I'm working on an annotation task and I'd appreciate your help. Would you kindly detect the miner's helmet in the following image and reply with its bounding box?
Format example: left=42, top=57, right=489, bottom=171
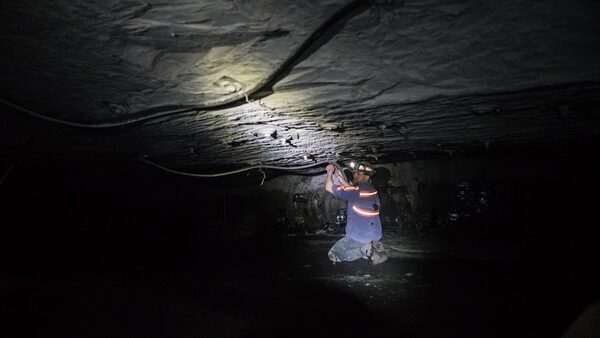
left=346, top=160, right=375, bottom=175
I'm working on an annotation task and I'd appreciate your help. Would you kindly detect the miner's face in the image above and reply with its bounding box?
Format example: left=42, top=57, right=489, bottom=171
left=352, top=171, right=370, bottom=185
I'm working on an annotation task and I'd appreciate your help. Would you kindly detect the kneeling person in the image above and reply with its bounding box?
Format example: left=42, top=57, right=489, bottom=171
left=324, top=161, right=387, bottom=265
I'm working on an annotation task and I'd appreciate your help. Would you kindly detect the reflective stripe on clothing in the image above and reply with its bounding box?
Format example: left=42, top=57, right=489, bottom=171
left=336, top=186, right=359, bottom=191
left=359, top=190, right=377, bottom=197
left=352, top=205, right=380, bottom=217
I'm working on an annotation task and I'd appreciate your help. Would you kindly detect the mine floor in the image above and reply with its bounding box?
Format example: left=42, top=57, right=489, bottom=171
left=3, top=230, right=598, bottom=338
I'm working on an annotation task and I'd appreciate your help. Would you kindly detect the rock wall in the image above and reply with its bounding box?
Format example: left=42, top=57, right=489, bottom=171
left=1, top=147, right=597, bottom=248
left=222, top=148, right=598, bottom=241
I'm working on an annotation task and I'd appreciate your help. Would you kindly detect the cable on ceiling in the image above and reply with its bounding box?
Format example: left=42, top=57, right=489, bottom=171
left=140, top=156, right=332, bottom=178
left=0, top=98, right=197, bottom=128
left=0, top=0, right=370, bottom=128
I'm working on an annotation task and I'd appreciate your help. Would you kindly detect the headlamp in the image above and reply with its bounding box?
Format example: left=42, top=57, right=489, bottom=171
left=346, top=160, right=375, bottom=174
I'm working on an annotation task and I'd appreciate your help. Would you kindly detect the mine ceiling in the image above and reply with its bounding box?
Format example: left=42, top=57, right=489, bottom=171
left=1, top=0, right=600, bottom=172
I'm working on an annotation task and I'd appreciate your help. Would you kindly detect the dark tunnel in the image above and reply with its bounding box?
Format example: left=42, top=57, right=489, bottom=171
left=2, top=1, right=600, bottom=337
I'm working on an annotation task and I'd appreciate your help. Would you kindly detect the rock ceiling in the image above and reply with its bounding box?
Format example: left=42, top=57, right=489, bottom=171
left=1, top=0, right=600, bottom=172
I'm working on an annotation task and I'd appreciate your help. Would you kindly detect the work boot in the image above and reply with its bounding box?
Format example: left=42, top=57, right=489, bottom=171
left=370, top=240, right=388, bottom=265
left=361, top=242, right=373, bottom=260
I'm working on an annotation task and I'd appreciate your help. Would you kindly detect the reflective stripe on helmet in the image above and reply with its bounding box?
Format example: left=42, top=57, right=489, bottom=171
left=352, top=205, right=380, bottom=217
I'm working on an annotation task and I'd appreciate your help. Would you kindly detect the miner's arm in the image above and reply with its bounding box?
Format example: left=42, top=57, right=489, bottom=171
left=333, top=163, right=351, bottom=187
left=325, top=164, right=335, bottom=194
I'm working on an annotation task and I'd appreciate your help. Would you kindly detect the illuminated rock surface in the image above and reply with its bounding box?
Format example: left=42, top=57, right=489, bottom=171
left=1, top=0, right=600, bottom=168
